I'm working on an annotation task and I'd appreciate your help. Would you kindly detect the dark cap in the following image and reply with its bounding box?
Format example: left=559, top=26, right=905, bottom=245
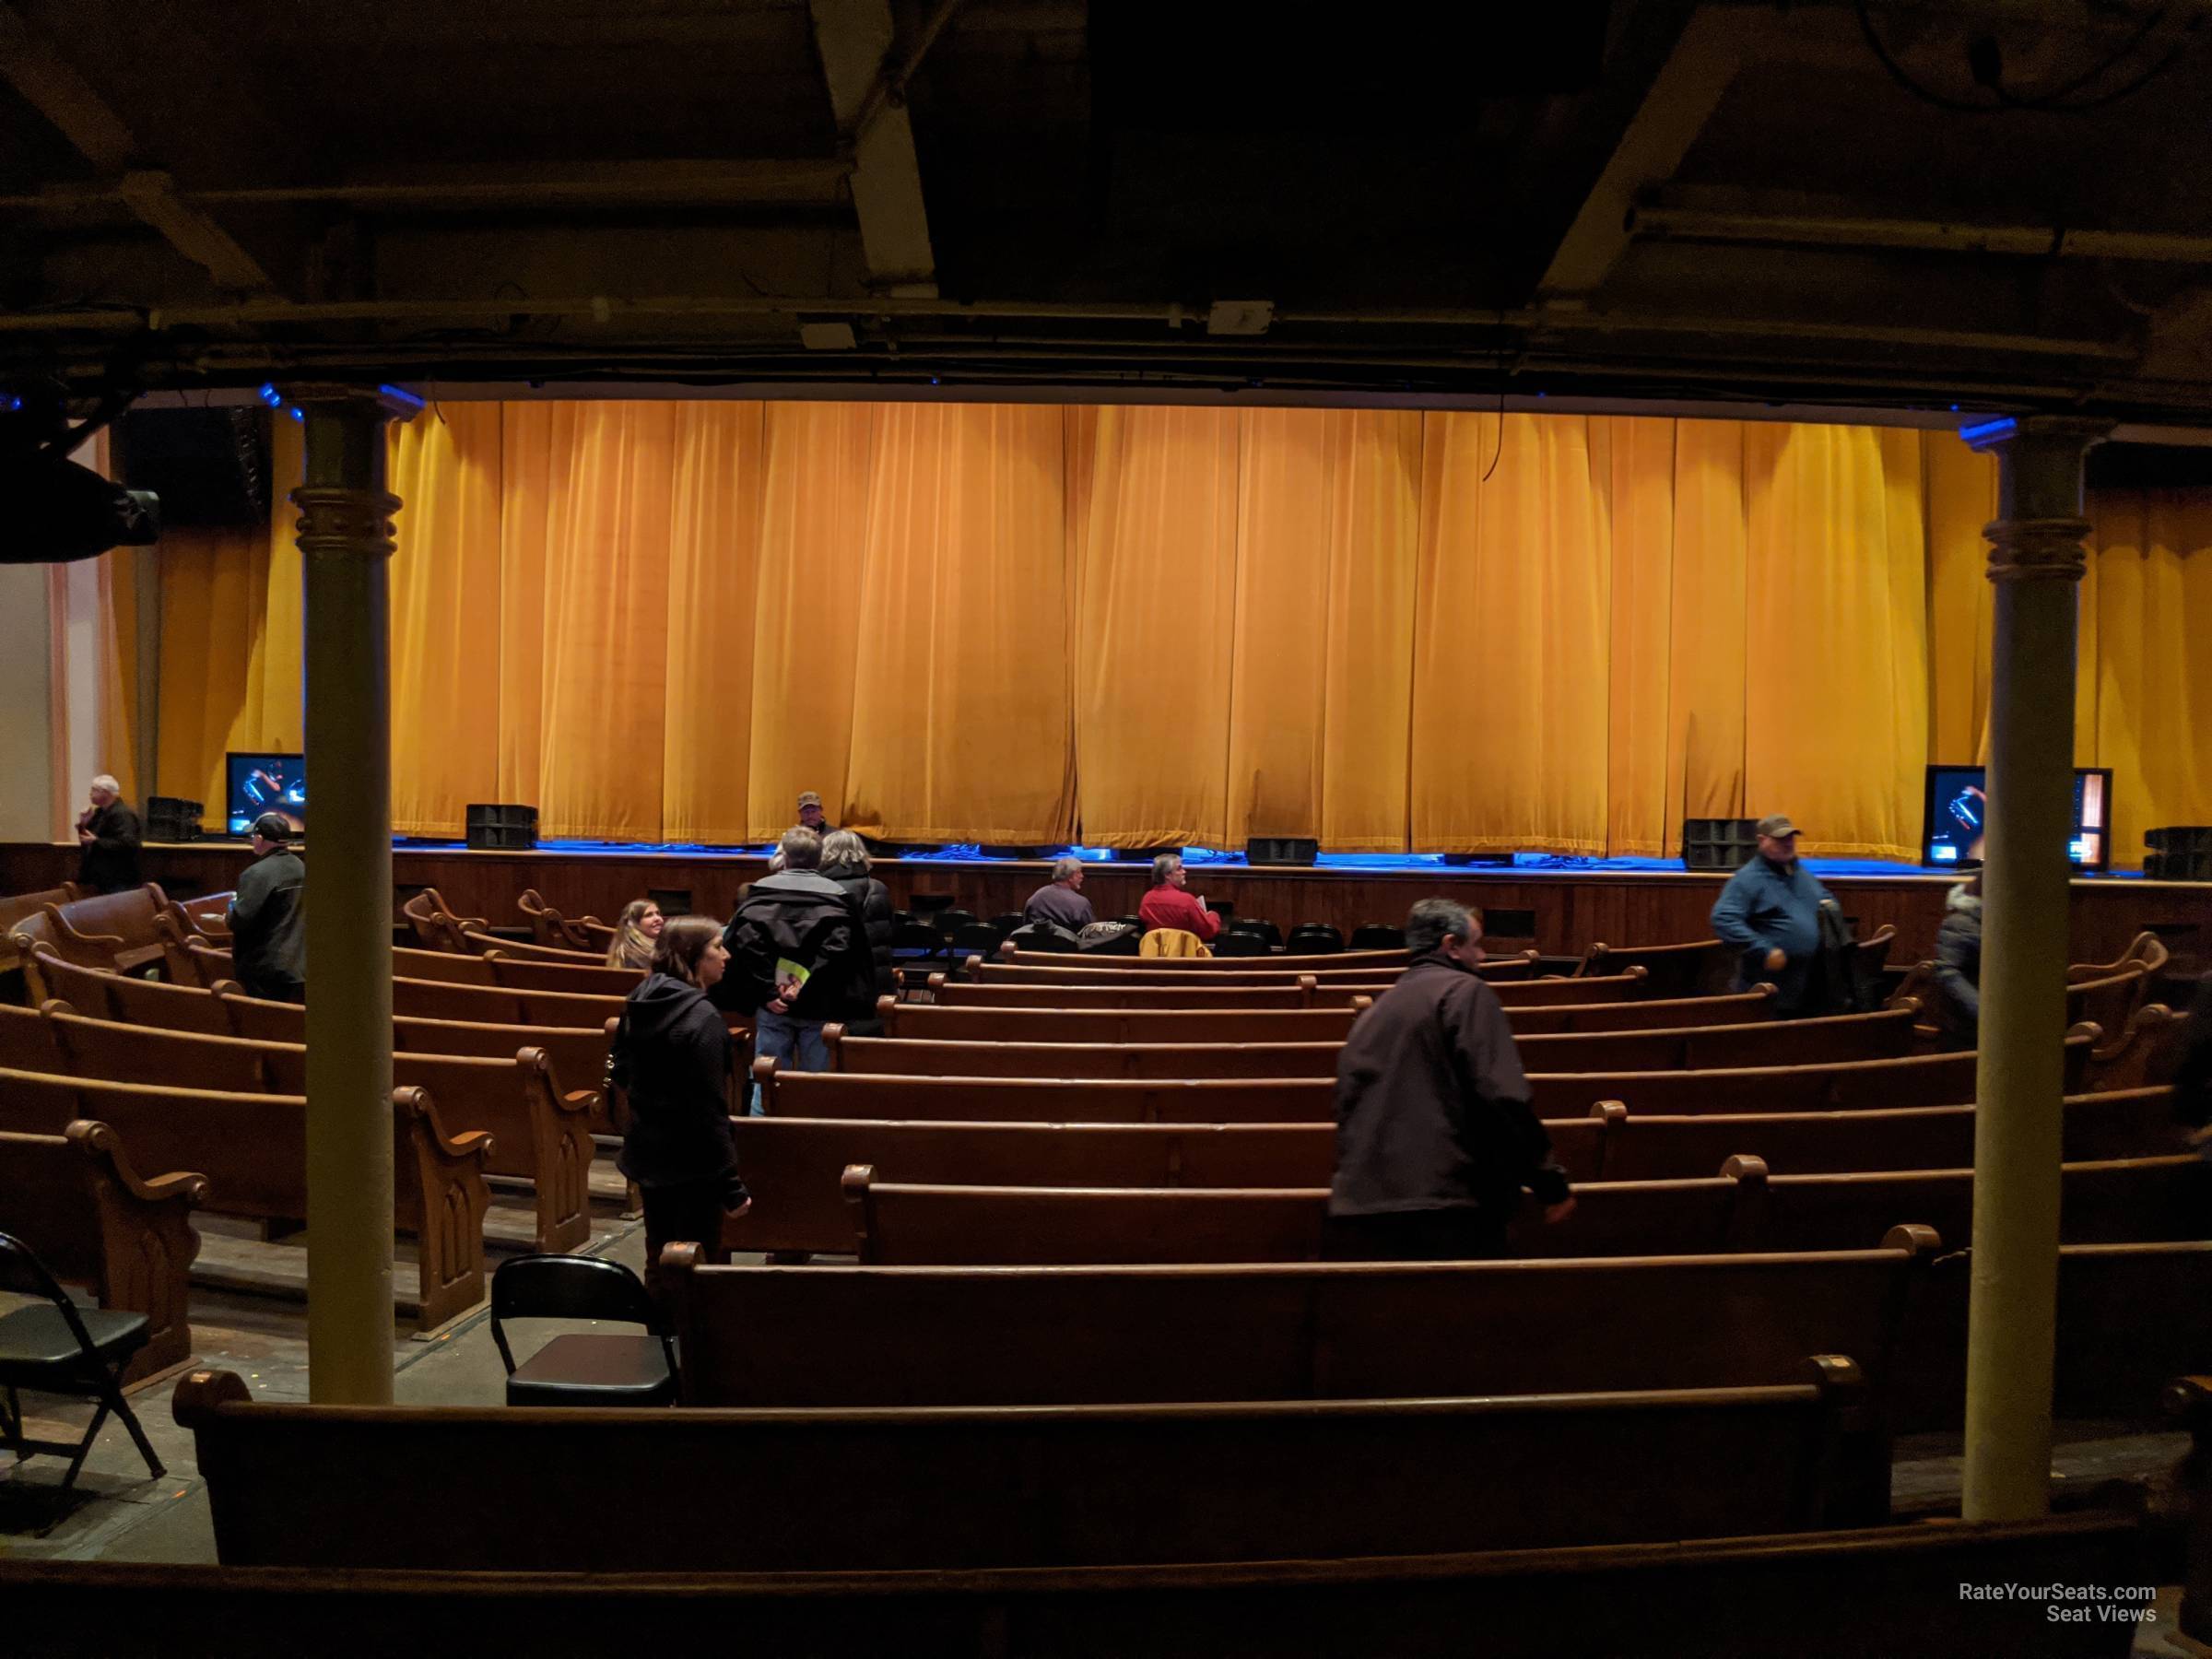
left=796, top=791, right=823, bottom=810
left=251, top=813, right=291, bottom=843
left=1756, top=814, right=1801, bottom=840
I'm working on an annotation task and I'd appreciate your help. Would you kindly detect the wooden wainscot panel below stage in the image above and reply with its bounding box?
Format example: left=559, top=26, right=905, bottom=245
left=2, top=842, right=2205, bottom=970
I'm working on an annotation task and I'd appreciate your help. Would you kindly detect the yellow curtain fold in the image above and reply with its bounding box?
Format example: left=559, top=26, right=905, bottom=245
left=1227, top=409, right=1335, bottom=846
left=746, top=403, right=877, bottom=840
left=1412, top=412, right=1611, bottom=853
left=95, top=548, right=142, bottom=805
left=1596, top=416, right=1677, bottom=856
left=1741, top=424, right=1927, bottom=861
left=389, top=406, right=505, bottom=837
left=845, top=403, right=1075, bottom=843
left=662, top=403, right=768, bottom=844
left=1319, top=409, right=1424, bottom=853
left=1074, top=406, right=1241, bottom=847
left=2084, top=490, right=2212, bottom=861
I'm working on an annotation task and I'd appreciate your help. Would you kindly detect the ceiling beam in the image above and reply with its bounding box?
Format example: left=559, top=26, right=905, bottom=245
left=809, top=0, right=940, bottom=297
left=1630, top=202, right=2212, bottom=265
left=0, top=5, right=273, bottom=293
left=1535, top=5, right=1743, bottom=302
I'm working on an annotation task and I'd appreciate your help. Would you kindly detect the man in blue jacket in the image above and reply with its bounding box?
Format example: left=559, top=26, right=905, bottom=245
left=1710, top=814, right=1834, bottom=1016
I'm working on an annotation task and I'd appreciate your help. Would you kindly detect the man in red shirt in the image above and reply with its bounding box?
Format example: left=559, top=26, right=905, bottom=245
left=1135, top=853, right=1221, bottom=941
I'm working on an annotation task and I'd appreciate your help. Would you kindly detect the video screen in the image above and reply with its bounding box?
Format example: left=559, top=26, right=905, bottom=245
left=1924, top=765, right=2112, bottom=873
left=227, top=752, right=305, bottom=836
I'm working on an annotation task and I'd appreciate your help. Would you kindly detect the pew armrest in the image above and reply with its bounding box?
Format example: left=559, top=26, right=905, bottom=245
left=68, top=1118, right=204, bottom=1382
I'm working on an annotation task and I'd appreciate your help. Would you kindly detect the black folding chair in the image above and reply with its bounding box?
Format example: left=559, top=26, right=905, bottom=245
left=948, top=923, right=1004, bottom=960
left=935, top=908, right=980, bottom=938
left=1349, top=924, right=1405, bottom=951
left=490, top=1254, right=678, bottom=1408
left=0, top=1230, right=164, bottom=1492
left=1286, top=924, right=1345, bottom=955
left=1227, top=918, right=1283, bottom=950
left=1211, top=931, right=1272, bottom=958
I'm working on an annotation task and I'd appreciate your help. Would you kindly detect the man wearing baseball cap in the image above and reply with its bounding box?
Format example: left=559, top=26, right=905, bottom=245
left=793, top=791, right=832, bottom=834
left=1708, top=814, right=1836, bottom=1016
left=228, top=812, right=306, bottom=1003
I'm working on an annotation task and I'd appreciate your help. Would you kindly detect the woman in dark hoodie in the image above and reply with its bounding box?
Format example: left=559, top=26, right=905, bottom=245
left=609, top=915, right=751, bottom=1303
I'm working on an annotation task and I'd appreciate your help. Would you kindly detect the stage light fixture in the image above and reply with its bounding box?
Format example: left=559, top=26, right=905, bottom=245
left=1, top=390, right=160, bottom=564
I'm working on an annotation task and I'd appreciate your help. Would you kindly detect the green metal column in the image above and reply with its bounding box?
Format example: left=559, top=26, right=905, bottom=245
left=288, top=386, right=418, bottom=1405
left=1959, top=415, right=2109, bottom=1520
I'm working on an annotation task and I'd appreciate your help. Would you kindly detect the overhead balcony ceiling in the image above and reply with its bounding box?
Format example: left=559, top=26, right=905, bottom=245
left=2, top=0, right=2210, bottom=423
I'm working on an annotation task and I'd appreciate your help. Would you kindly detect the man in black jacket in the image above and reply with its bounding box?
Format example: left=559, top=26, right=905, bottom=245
left=229, top=814, right=305, bottom=1002
left=1328, top=898, right=1575, bottom=1260
left=75, top=774, right=143, bottom=894
left=719, top=828, right=872, bottom=1104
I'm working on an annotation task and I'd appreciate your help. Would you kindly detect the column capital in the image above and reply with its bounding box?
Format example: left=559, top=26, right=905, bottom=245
left=1983, top=515, right=2091, bottom=583
left=292, top=486, right=400, bottom=561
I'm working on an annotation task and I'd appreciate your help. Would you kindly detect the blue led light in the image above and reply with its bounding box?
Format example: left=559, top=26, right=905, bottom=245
left=289, top=406, right=305, bottom=422
left=1, top=394, right=19, bottom=413
left=1959, top=416, right=2018, bottom=445
left=258, top=383, right=282, bottom=407
left=378, top=382, right=426, bottom=411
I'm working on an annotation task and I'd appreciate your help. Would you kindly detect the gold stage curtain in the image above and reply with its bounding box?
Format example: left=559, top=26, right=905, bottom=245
left=389, top=405, right=505, bottom=837
left=2083, top=490, right=2212, bottom=860
left=662, top=403, right=767, bottom=844
left=1074, top=406, right=1241, bottom=847
left=134, top=404, right=2212, bottom=865
left=1412, top=413, right=1612, bottom=853
left=1743, top=423, right=1930, bottom=861
left=745, top=402, right=875, bottom=841
left=845, top=403, right=1075, bottom=843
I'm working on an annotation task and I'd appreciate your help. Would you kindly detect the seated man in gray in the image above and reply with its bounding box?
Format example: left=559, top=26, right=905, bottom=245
left=1022, top=856, right=1096, bottom=932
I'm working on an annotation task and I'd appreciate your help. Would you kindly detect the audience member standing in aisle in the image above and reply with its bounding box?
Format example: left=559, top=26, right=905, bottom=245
left=75, top=773, right=143, bottom=894
left=1709, top=814, right=1836, bottom=1015
left=229, top=814, right=306, bottom=1003
left=1327, top=899, right=1573, bottom=1260
left=611, top=915, right=750, bottom=1307
left=720, top=828, right=873, bottom=1103
left=819, top=830, right=894, bottom=1011
left=1136, top=853, right=1220, bottom=943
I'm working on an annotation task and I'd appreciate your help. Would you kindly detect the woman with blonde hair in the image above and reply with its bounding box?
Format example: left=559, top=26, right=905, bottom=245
left=606, top=899, right=665, bottom=971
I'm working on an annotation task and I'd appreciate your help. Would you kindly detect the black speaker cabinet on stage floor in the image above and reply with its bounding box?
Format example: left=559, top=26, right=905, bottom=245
left=1246, top=837, right=1317, bottom=866
left=465, top=804, right=538, bottom=852
left=2146, top=827, right=2212, bottom=882
left=1682, top=818, right=1759, bottom=872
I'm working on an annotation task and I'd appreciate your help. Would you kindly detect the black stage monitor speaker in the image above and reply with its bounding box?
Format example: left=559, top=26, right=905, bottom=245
left=1246, top=836, right=1317, bottom=866
left=2146, top=827, right=2212, bottom=882
left=1442, top=853, right=1512, bottom=866
left=145, top=795, right=202, bottom=842
left=1682, top=818, right=1759, bottom=872
left=465, top=803, right=537, bottom=851
left=113, top=406, right=270, bottom=526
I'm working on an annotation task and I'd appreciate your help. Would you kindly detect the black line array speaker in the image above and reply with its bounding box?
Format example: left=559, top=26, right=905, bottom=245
left=145, top=795, right=202, bottom=842
left=465, top=804, right=538, bottom=851
left=114, top=407, right=270, bottom=526
left=1682, top=818, right=1759, bottom=872
left=2146, top=827, right=2212, bottom=882
left=1246, top=837, right=1317, bottom=866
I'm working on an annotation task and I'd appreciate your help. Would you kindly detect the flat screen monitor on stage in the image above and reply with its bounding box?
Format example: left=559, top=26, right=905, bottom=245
left=1923, top=765, right=2112, bottom=873
left=226, top=752, right=305, bottom=836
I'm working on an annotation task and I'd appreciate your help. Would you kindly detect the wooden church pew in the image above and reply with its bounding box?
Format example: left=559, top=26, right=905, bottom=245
left=840, top=1155, right=2210, bottom=1267
left=0, top=1068, right=492, bottom=1332
left=5, top=1004, right=591, bottom=1254
left=172, top=1359, right=1871, bottom=1568
left=0, top=1120, right=204, bottom=1383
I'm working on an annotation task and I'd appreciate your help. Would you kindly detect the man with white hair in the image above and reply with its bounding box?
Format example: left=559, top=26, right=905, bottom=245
left=75, top=773, right=142, bottom=894
left=1022, top=856, right=1096, bottom=932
